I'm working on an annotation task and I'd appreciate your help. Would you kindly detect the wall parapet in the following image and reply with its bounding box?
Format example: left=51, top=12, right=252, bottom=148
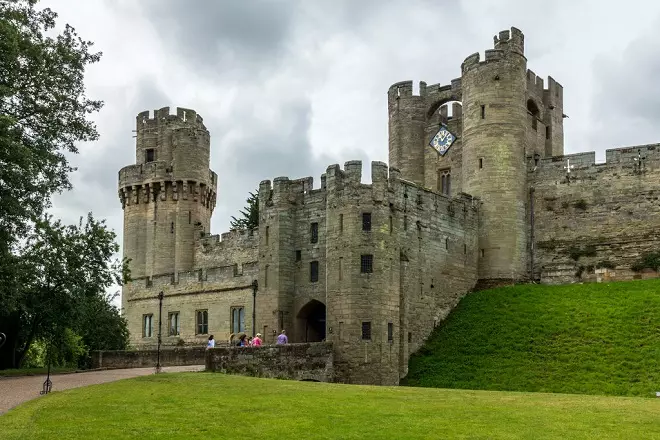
left=205, top=342, right=334, bottom=383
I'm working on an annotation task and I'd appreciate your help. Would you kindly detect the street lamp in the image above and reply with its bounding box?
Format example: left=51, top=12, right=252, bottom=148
left=251, top=280, right=258, bottom=337
left=156, top=291, right=164, bottom=373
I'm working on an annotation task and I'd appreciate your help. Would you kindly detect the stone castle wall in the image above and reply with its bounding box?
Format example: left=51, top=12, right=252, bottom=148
left=256, top=161, right=479, bottom=385
left=531, top=144, right=660, bottom=283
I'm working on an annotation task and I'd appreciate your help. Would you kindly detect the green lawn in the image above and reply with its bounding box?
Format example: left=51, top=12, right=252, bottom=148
left=2, top=373, right=660, bottom=439
left=405, top=279, right=660, bottom=397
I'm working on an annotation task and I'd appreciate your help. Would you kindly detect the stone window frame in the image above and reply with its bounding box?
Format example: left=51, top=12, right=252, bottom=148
left=142, top=314, right=153, bottom=338
left=387, top=322, right=394, bottom=342
left=362, top=212, right=372, bottom=231
left=145, top=148, right=155, bottom=163
left=361, top=321, right=372, bottom=340
left=360, top=254, right=373, bottom=274
left=310, top=222, right=319, bottom=244
left=168, top=311, right=180, bottom=336
left=439, top=168, right=451, bottom=196
left=196, top=309, right=208, bottom=335
left=310, top=260, right=319, bottom=283
left=231, top=306, right=245, bottom=334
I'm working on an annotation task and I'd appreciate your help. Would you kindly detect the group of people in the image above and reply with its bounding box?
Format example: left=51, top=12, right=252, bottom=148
left=206, top=330, right=289, bottom=349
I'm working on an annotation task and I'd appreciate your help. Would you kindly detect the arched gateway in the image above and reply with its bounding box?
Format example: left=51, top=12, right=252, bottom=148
left=296, top=300, right=326, bottom=342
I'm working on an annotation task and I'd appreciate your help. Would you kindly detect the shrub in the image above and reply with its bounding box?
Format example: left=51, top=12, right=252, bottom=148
left=631, top=252, right=660, bottom=272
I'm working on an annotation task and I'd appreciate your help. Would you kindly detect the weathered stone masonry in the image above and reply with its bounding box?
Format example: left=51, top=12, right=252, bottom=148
left=118, top=27, right=660, bottom=385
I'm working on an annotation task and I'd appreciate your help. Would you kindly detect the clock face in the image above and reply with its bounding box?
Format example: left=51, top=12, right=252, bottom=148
left=429, top=125, right=456, bottom=156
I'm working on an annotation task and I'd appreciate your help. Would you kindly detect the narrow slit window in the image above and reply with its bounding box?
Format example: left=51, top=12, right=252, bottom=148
left=295, top=250, right=301, bottom=261
left=310, top=261, right=319, bottom=282
left=339, top=214, right=344, bottom=234
left=387, top=322, right=393, bottom=342
left=479, top=158, right=483, bottom=169
left=361, top=322, right=372, bottom=340
left=310, top=222, right=319, bottom=244
left=546, top=126, right=550, bottom=140
left=480, top=105, right=485, bottom=119
left=362, top=213, right=372, bottom=231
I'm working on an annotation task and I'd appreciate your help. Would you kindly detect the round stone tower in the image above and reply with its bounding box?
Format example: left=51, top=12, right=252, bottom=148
left=387, top=81, right=428, bottom=186
left=461, top=27, right=529, bottom=281
left=118, top=107, right=217, bottom=280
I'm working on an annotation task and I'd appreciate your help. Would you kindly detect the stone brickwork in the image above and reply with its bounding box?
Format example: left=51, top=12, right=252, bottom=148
left=205, top=343, right=334, bottom=382
left=118, top=27, right=660, bottom=386
left=91, top=347, right=207, bottom=369
left=530, top=145, right=660, bottom=283
left=256, top=161, right=478, bottom=385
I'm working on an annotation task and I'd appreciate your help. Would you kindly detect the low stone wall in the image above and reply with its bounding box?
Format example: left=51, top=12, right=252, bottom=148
left=205, top=342, right=334, bottom=382
left=91, top=347, right=207, bottom=369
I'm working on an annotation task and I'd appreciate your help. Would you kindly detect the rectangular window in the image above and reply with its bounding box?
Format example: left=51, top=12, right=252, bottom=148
left=404, top=215, right=408, bottom=231
left=445, top=237, right=449, bottom=250
left=479, top=158, right=483, bottom=169
left=387, top=322, right=394, bottom=342
left=362, top=213, right=372, bottom=231
left=265, top=226, right=269, bottom=245
left=295, top=250, right=301, bottom=261
left=196, top=310, right=208, bottom=335
left=310, top=222, right=318, bottom=244
left=145, top=148, right=155, bottom=162
left=546, top=126, right=551, bottom=140
left=361, top=254, right=373, bottom=273
left=389, top=216, right=393, bottom=234
left=168, top=312, right=180, bottom=336
left=339, top=214, right=343, bottom=234
left=310, top=261, right=319, bottom=282
left=480, top=105, right=485, bottom=119
left=408, top=332, right=412, bottom=343
left=142, top=314, right=153, bottom=338
left=265, top=265, right=269, bottom=288
left=464, top=243, right=467, bottom=254
left=480, top=249, right=485, bottom=258
left=231, top=307, right=245, bottom=334
left=361, top=321, right=372, bottom=340
left=339, top=257, right=343, bottom=281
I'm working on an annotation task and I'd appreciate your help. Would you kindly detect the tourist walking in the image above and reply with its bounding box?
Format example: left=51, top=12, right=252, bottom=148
left=207, top=335, right=215, bottom=349
left=276, top=330, right=288, bottom=345
left=253, top=333, right=263, bottom=346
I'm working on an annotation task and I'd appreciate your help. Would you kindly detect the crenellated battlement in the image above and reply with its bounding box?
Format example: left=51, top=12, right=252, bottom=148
left=136, top=106, right=206, bottom=131
left=388, top=79, right=462, bottom=100
left=198, top=228, right=259, bottom=253
left=493, top=27, right=524, bottom=54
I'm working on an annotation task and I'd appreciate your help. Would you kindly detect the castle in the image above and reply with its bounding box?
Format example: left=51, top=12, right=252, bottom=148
left=118, top=27, right=660, bottom=385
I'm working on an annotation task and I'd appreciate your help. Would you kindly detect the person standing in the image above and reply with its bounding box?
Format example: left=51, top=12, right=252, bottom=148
left=207, top=335, right=215, bottom=349
left=253, top=333, right=263, bottom=346
left=276, top=330, right=288, bottom=345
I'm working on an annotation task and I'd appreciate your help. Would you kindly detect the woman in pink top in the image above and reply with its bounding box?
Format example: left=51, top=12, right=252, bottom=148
left=252, top=333, right=263, bottom=346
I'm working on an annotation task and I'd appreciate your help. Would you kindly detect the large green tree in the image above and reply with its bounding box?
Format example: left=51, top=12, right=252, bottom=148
left=230, top=190, right=259, bottom=230
left=0, top=0, right=102, bottom=247
left=0, top=1, right=128, bottom=369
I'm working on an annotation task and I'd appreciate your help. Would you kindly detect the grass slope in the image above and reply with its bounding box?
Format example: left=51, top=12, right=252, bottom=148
left=2, top=373, right=660, bottom=440
left=405, top=279, right=660, bottom=397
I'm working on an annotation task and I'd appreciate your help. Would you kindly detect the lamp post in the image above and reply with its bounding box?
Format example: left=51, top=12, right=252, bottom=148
left=156, top=291, right=164, bottom=373
left=251, top=280, right=258, bottom=337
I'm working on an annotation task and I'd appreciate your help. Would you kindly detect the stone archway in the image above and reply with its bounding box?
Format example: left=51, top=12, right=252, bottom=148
left=296, top=300, right=326, bottom=343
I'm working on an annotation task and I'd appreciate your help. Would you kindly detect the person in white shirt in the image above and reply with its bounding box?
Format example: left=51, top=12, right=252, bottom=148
left=207, top=335, right=215, bottom=349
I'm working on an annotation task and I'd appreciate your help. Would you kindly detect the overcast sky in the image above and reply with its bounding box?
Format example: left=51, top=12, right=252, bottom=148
left=43, top=0, right=660, bottom=284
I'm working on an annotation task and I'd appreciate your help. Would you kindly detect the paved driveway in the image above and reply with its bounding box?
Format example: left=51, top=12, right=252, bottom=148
left=0, top=365, right=204, bottom=415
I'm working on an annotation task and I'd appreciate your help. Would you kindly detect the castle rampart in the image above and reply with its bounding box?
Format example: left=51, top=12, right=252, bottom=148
left=530, top=143, right=660, bottom=283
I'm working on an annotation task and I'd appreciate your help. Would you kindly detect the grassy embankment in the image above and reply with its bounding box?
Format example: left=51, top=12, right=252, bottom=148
left=405, top=279, right=660, bottom=397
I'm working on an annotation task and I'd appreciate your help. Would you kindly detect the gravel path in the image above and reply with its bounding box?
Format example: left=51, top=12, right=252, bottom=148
left=0, top=365, right=204, bottom=415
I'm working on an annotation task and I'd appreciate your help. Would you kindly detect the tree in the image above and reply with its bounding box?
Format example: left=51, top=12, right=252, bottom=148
left=0, top=0, right=116, bottom=369
left=229, top=190, right=259, bottom=230
left=0, top=0, right=102, bottom=248
left=0, top=214, right=127, bottom=368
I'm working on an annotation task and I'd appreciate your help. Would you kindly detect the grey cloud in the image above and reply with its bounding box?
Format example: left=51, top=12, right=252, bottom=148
left=136, top=0, right=297, bottom=73
left=590, top=18, right=660, bottom=148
